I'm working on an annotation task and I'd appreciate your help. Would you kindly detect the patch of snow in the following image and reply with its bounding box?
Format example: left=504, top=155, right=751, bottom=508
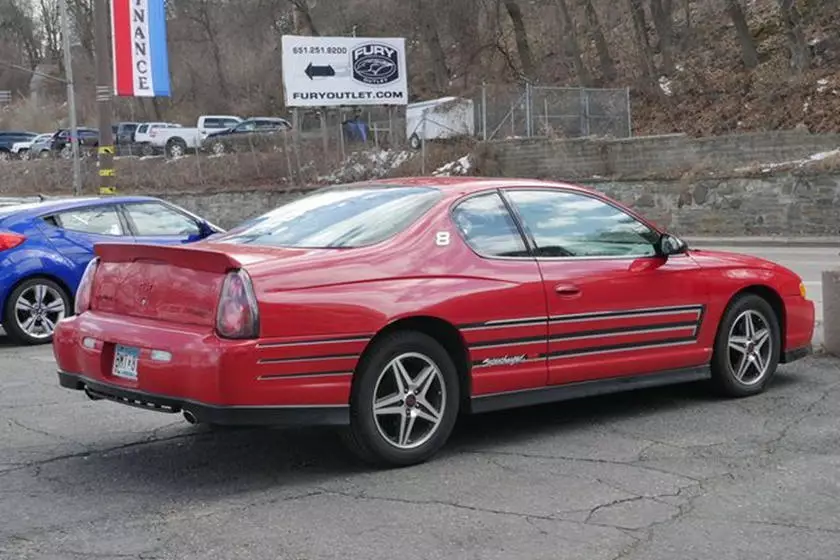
left=817, top=78, right=830, bottom=93
left=433, top=155, right=472, bottom=177
left=318, top=148, right=414, bottom=184
left=658, top=76, right=673, bottom=96
left=735, top=149, right=840, bottom=173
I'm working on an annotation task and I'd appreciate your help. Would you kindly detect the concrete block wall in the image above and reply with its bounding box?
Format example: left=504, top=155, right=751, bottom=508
left=487, top=131, right=840, bottom=179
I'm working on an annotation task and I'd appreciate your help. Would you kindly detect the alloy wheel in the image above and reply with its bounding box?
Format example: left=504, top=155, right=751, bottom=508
left=372, top=352, right=447, bottom=450
left=727, top=309, right=773, bottom=386
left=14, top=284, right=67, bottom=340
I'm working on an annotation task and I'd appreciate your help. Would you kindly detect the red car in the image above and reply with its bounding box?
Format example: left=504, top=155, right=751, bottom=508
left=54, top=178, right=814, bottom=466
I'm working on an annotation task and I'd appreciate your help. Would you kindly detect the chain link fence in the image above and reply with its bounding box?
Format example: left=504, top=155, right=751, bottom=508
left=474, top=83, right=632, bottom=141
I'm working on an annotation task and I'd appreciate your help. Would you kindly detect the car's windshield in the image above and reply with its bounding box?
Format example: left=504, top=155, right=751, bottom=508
left=217, top=185, right=442, bottom=249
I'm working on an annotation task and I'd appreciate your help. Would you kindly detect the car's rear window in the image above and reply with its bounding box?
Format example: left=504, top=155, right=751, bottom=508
left=217, top=185, right=442, bottom=249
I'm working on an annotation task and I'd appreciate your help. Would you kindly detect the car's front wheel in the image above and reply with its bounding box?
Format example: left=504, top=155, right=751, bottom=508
left=3, top=278, right=70, bottom=345
left=343, top=331, right=460, bottom=467
left=710, top=293, right=781, bottom=397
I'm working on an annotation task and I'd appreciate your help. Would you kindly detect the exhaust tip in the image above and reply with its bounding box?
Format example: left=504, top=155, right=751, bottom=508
left=183, top=410, right=198, bottom=424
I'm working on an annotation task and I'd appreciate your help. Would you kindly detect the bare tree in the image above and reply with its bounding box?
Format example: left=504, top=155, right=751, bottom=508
left=627, top=0, right=656, bottom=83
left=724, top=0, right=759, bottom=69
left=649, top=0, right=675, bottom=74
left=579, top=0, right=616, bottom=82
left=554, top=0, right=592, bottom=86
left=503, top=0, right=536, bottom=81
left=776, top=0, right=809, bottom=73
left=411, top=0, right=450, bottom=94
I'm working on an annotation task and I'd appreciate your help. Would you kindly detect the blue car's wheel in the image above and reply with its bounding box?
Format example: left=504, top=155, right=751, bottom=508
left=3, top=278, right=70, bottom=345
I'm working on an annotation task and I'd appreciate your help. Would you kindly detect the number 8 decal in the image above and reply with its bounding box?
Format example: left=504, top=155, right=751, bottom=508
left=435, top=231, right=450, bottom=246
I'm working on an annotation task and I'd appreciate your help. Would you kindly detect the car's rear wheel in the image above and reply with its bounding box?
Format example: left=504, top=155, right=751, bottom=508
left=343, top=331, right=460, bottom=467
left=166, top=138, right=187, bottom=158
left=710, top=293, right=781, bottom=397
left=3, top=278, right=70, bottom=345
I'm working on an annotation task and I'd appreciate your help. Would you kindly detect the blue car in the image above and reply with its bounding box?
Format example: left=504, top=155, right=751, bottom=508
left=0, top=195, right=223, bottom=345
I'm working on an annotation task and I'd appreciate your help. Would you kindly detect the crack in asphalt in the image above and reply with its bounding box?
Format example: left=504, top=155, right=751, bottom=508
left=763, top=379, right=840, bottom=454
left=466, top=449, right=705, bottom=483
left=0, top=431, right=205, bottom=477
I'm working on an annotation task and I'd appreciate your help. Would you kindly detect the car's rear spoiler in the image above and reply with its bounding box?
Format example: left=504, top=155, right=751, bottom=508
left=94, top=242, right=242, bottom=274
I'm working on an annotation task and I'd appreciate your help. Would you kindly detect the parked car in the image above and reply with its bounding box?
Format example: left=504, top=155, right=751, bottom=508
left=0, top=196, right=223, bottom=345
left=111, top=122, right=139, bottom=146
left=149, top=115, right=243, bottom=158
left=50, top=127, right=100, bottom=159
left=134, top=122, right=181, bottom=156
left=10, top=133, right=52, bottom=160
left=202, top=117, right=292, bottom=155
left=28, top=134, right=56, bottom=159
left=0, top=131, right=38, bottom=161
left=53, top=178, right=814, bottom=467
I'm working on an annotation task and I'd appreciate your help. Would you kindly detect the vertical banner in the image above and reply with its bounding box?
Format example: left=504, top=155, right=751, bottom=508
left=111, top=0, right=171, bottom=97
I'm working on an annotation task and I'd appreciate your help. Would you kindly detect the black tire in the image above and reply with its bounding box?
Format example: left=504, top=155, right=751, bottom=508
left=710, top=293, right=781, bottom=398
left=342, top=331, right=460, bottom=467
left=166, top=138, right=188, bottom=158
left=3, top=277, right=71, bottom=345
left=210, top=140, right=227, bottom=155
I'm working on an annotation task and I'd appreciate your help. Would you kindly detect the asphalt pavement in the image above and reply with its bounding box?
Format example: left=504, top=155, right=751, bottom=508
left=2, top=338, right=840, bottom=559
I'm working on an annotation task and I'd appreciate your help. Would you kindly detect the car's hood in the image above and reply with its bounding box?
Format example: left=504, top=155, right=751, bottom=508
left=687, top=248, right=780, bottom=270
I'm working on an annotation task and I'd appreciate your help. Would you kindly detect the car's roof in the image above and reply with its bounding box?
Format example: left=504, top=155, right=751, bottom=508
left=363, top=176, right=596, bottom=199
left=0, top=195, right=162, bottom=219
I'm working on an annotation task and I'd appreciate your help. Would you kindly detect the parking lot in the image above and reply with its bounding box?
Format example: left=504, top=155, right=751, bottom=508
left=2, top=243, right=839, bottom=559
left=2, top=338, right=839, bottom=559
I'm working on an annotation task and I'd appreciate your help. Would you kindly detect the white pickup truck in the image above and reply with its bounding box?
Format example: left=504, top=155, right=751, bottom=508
left=149, top=115, right=242, bottom=158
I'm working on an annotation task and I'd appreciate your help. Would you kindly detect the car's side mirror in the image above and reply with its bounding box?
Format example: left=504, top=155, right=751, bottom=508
left=657, top=233, right=687, bottom=257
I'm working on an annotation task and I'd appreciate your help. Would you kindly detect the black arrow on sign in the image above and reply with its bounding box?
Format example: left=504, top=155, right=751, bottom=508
left=305, top=63, right=336, bottom=79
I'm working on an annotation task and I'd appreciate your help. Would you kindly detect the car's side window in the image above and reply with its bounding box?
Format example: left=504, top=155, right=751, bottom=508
left=124, top=203, right=200, bottom=237
left=451, top=192, right=530, bottom=258
left=52, top=206, right=124, bottom=236
left=505, top=189, right=659, bottom=258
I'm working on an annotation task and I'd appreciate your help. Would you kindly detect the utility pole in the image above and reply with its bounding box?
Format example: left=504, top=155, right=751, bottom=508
left=93, top=0, right=116, bottom=195
left=58, top=0, right=81, bottom=196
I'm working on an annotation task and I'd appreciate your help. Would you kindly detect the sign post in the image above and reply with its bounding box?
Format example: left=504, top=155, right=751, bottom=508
left=281, top=35, right=408, bottom=108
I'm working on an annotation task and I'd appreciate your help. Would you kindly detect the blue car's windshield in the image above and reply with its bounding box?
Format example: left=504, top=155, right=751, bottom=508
left=217, top=185, right=442, bottom=249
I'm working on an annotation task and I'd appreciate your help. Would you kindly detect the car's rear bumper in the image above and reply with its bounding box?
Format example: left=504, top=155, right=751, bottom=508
left=59, top=371, right=348, bottom=426
left=53, top=312, right=355, bottom=414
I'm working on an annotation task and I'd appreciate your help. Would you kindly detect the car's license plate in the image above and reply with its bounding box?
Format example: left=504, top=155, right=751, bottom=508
left=113, top=345, right=140, bottom=380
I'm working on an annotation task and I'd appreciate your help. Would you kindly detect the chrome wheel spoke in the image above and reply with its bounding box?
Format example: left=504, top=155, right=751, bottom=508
left=33, top=284, right=47, bottom=305
left=415, top=400, right=441, bottom=424
left=734, top=354, right=749, bottom=380
left=729, top=335, right=749, bottom=355
left=20, top=315, right=36, bottom=332
left=45, top=300, right=65, bottom=313
left=392, top=359, right=412, bottom=394
left=400, top=413, right=417, bottom=446
left=754, top=329, right=770, bottom=351
left=42, top=316, right=56, bottom=333
left=754, top=350, right=767, bottom=373
left=15, top=299, right=34, bottom=312
left=374, top=393, right=403, bottom=412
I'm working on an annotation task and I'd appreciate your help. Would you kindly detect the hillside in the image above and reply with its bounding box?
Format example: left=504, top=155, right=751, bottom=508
left=1, top=0, right=839, bottom=137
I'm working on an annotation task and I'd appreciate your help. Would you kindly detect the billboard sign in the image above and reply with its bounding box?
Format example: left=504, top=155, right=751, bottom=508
left=111, top=0, right=171, bottom=97
left=281, top=35, right=408, bottom=107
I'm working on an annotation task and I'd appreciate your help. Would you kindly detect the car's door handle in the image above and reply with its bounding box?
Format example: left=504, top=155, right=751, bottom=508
left=554, top=284, right=581, bottom=296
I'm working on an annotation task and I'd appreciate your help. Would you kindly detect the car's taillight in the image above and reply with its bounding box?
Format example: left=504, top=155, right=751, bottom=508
left=74, top=257, right=99, bottom=315
left=216, top=269, right=259, bottom=339
left=0, top=231, right=26, bottom=252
